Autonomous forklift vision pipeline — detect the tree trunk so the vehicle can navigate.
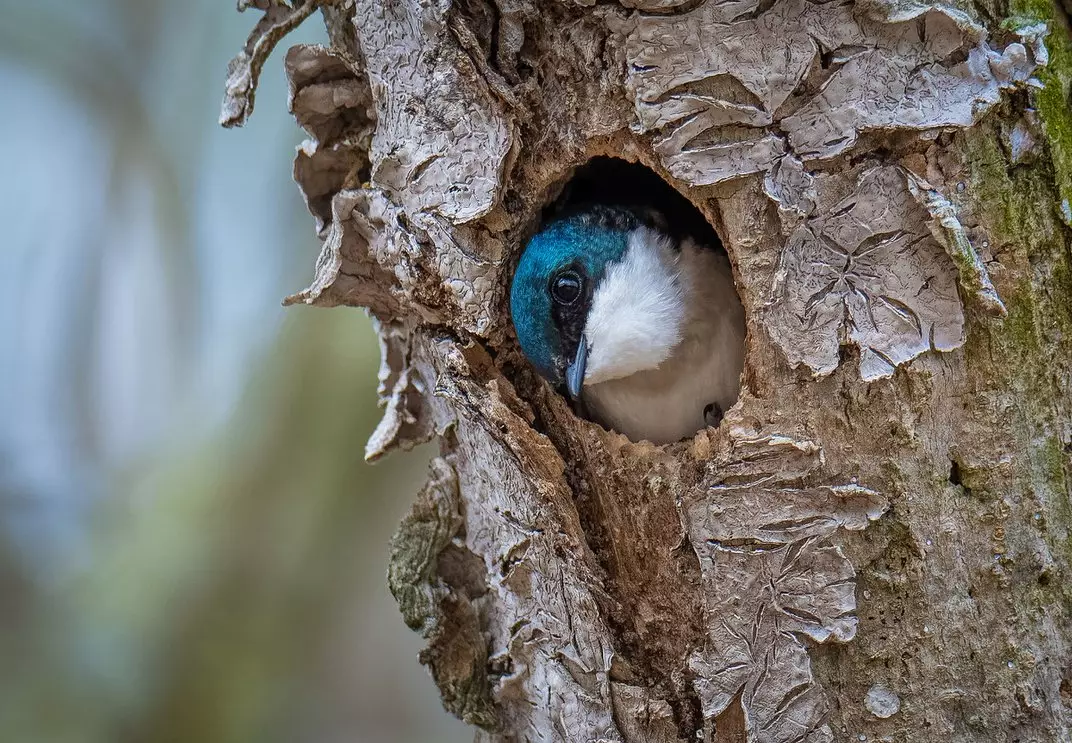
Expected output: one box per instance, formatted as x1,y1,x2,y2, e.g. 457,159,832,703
223,1,1072,740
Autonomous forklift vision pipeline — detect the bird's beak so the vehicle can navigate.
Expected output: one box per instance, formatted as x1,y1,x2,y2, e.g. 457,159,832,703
566,339,588,400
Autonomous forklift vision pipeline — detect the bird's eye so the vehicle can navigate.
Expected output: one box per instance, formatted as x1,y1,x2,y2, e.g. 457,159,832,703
551,270,583,305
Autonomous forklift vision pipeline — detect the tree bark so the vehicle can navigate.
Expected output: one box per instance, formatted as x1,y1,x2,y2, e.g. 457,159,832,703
223,1,1072,740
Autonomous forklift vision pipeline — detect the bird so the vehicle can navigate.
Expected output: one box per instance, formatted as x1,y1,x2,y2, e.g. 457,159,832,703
510,203,746,445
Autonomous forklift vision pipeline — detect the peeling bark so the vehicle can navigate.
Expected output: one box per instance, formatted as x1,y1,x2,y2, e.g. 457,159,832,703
224,0,1072,740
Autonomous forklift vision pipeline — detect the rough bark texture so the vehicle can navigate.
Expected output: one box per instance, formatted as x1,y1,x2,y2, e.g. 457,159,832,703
224,0,1072,740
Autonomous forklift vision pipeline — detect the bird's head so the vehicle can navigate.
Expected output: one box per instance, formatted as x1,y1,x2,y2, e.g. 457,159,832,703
510,205,688,399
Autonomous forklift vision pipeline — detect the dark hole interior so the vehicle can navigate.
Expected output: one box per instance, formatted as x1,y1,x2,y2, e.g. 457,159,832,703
545,157,725,252
949,459,963,486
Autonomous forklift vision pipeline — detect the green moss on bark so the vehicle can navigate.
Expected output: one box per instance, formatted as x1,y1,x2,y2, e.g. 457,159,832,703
387,457,499,730
958,0,1072,616
388,458,463,632
1008,1,1072,221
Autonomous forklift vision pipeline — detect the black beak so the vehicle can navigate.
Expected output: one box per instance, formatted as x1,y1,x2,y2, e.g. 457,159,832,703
565,339,588,400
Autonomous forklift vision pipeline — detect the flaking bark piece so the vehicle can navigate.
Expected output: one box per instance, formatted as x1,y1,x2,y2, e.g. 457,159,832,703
685,532,867,739
355,0,514,225
288,179,506,335
765,166,966,380
287,3,513,335
711,425,825,485
690,605,834,743
285,44,374,147
626,0,1043,183
365,320,435,462
282,189,403,314
221,0,325,128
905,172,1007,316
763,154,818,234
780,13,1038,162
285,45,375,233
683,425,888,740
697,484,888,544
293,140,365,236
694,537,864,644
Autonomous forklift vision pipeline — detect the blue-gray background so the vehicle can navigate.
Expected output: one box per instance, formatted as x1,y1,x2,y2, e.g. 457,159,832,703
0,3,470,741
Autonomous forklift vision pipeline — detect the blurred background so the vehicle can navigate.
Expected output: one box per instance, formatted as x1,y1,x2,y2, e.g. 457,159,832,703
0,2,470,741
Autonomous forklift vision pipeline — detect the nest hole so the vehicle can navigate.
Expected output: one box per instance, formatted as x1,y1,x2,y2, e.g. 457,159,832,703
548,157,725,251
517,156,745,445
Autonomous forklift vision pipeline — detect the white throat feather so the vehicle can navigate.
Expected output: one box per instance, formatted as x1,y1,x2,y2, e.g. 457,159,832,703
582,227,687,386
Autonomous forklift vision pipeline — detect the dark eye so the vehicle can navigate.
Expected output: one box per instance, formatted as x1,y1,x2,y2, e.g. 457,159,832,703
551,270,583,305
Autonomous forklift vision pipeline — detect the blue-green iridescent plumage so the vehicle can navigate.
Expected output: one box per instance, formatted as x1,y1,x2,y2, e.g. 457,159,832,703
510,215,630,382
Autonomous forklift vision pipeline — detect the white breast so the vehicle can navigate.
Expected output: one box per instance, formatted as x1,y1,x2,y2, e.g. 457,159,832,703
582,227,687,386
582,237,745,445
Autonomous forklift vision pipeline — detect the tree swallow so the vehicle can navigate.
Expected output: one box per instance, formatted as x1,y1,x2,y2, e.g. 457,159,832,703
510,204,745,444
